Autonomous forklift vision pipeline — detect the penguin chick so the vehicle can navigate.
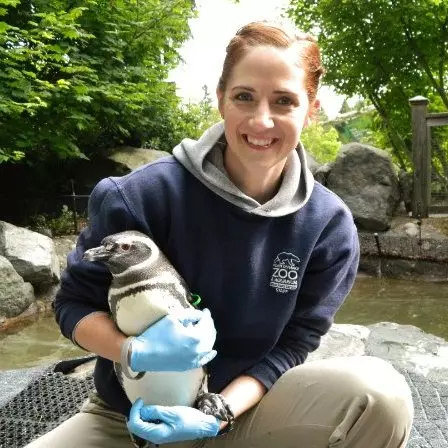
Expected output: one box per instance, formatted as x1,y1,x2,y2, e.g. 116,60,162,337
83,231,234,428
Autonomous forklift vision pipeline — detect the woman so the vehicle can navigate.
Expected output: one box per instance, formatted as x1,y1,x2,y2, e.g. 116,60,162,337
27,21,413,448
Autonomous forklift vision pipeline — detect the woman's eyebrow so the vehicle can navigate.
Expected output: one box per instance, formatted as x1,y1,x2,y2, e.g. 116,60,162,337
230,86,298,97
273,89,296,95
231,85,255,92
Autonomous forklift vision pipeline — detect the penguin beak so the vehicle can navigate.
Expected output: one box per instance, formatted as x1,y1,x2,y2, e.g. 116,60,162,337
83,246,112,262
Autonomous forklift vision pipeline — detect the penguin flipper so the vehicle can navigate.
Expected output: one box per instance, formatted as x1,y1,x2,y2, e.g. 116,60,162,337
194,392,235,428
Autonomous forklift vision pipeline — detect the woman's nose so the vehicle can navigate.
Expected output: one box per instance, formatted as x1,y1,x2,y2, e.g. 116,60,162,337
249,101,274,130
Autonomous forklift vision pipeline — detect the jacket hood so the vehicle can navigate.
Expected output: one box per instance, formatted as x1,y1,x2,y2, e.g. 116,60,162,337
172,121,314,217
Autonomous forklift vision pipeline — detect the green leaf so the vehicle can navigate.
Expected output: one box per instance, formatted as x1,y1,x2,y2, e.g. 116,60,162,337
56,79,71,89
0,0,20,6
287,0,448,174
0,0,198,164
75,95,92,103
0,20,11,33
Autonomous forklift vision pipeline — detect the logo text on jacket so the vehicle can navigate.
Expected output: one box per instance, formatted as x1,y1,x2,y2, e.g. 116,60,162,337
270,252,301,294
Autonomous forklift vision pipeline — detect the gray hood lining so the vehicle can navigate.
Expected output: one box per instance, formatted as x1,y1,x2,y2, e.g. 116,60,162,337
172,121,314,217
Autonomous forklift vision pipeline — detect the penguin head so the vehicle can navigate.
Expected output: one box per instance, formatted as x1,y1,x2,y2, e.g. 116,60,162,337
83,230,159,275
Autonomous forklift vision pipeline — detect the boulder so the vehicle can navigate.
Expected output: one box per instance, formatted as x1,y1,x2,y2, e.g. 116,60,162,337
53,235,77,272
0,256,34,318
108,146,170,172
314,162,333,185
308,324,369,360
310,322,448,384
0,221,60,289
366,322,448,384
326,143,400,231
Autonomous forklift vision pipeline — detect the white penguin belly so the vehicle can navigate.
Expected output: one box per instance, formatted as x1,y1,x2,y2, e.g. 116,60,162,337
112,288,187,336
122,368,205,407
110,286,205,407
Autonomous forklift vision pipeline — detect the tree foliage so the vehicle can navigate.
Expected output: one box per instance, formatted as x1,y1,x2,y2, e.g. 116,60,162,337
301,122,341,164
0,0,196,164
168,85,222,145
287,0,448,179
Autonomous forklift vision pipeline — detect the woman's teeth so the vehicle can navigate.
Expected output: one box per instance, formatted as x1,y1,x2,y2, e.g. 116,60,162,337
246,135,274,147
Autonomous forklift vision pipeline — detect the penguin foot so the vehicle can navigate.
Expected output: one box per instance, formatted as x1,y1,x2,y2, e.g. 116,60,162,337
195,392,235,428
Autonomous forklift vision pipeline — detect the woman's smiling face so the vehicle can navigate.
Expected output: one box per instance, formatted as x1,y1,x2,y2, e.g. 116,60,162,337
217,45,313,178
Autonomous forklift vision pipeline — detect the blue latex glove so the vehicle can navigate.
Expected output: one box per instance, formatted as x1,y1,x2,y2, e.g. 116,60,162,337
130,308,217,372
127,399,220,444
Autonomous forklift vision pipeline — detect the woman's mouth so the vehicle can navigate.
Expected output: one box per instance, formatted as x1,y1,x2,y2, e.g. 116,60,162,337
243,134,278,149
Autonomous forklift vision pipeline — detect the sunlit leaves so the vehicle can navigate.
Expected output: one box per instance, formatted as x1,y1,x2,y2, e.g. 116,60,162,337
0,0,197,163
287,0,448,176
301,123,341,164
167,86,222,148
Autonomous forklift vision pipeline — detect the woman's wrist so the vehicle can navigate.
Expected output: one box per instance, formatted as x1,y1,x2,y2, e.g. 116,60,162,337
120,337,134,378
73,312,127,362
215,374,266,433
120,337,146,379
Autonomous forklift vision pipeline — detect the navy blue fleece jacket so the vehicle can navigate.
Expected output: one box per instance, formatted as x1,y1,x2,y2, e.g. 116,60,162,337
54,122,359,416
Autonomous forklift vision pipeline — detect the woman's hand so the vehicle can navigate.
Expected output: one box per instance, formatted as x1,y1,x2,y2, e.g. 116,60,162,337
127,399,220,444
129,308,217,372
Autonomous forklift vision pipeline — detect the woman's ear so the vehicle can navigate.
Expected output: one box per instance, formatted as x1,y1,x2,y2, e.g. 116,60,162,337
304,98,321,127
216,88,225,119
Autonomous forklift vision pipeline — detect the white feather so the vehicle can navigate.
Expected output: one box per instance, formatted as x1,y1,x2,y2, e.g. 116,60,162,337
110,272,184,297
122,369,204,407
114,288,186,336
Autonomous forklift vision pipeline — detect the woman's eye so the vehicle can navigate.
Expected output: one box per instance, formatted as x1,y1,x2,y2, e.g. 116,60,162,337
277,96,293,106
235,92,253,101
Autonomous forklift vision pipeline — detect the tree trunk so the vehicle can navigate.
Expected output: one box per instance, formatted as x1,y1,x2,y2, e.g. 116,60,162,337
368,93,409,170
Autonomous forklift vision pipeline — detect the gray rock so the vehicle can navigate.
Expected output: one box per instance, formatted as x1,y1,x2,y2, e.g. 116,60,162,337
33,227,53,238
314,162,333,186
358,217,448,281
0,221,60,289
309,324,369,361
367,322,448,384
359,226,448,262
53,235,77,272
403,222,419,237
326,143,400,231
108,146,170,172
359,255,448,282
0,256,34,318
315,322,448,385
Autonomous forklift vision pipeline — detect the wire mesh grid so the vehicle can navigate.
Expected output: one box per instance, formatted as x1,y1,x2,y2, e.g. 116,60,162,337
0,368,94,448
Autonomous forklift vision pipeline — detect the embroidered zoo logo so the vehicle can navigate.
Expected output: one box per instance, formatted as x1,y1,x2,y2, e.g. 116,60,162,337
269,252,301,294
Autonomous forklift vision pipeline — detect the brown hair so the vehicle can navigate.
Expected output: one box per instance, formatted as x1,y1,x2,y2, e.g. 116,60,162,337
217,21,324,102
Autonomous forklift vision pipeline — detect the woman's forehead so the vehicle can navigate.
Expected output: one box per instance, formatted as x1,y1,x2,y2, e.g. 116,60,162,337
227,46,307,92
